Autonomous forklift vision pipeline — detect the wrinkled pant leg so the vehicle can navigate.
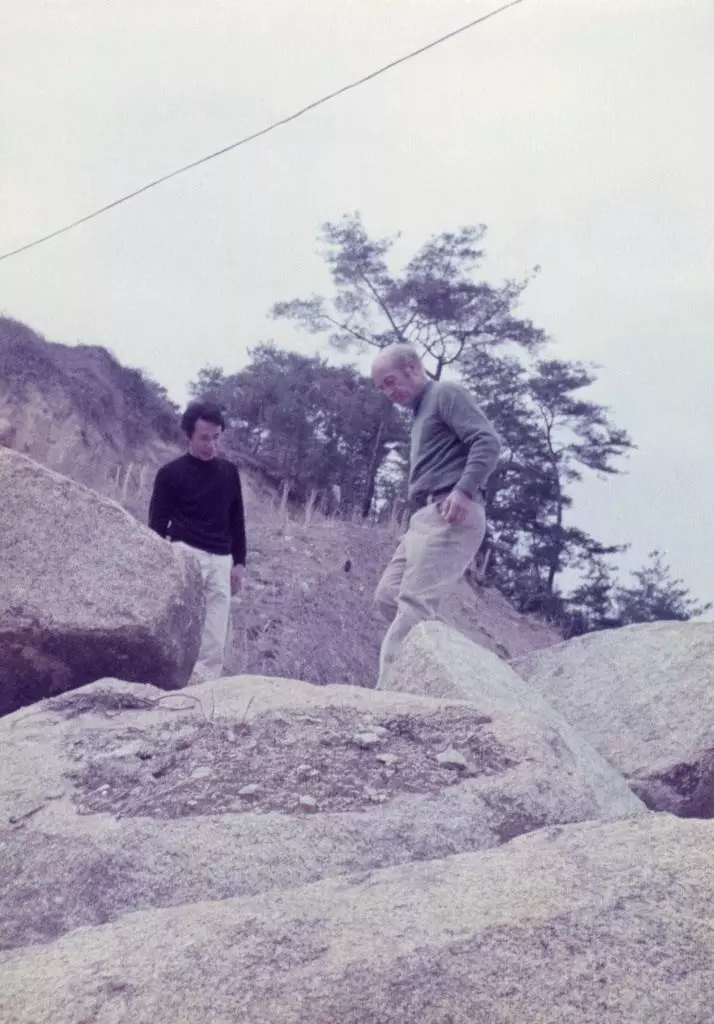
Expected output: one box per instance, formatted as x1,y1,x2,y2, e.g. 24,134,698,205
377,502,486,689
373,535,407,624
194,551,232,681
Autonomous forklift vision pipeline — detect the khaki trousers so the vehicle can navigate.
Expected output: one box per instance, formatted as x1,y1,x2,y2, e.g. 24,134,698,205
175,542,232,681
374,500,486,688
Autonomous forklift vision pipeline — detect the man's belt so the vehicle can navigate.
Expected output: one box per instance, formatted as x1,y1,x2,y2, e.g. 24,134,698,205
410,486,453,511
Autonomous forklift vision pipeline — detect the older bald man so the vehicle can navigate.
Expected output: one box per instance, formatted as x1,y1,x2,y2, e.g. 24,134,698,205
372,343,501,687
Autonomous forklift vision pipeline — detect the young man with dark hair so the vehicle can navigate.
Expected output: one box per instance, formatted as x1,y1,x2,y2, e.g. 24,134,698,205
149,401,246,682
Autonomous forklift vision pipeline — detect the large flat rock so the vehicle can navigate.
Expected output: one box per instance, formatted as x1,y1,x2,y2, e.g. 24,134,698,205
2,815,712,1023
1,667,641,951
381,621,644,819
512,621,714,816
0,448,203,714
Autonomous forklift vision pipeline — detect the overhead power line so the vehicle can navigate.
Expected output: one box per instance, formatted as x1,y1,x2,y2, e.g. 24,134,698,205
0,0,527,264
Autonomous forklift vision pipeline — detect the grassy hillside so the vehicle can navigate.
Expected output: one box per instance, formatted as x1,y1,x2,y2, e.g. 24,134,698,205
0,317,181,448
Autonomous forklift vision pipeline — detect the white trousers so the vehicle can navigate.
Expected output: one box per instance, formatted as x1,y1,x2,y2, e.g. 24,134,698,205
176,543,232,681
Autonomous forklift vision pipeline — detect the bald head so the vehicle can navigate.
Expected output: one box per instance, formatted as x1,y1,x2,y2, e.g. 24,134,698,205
372,343,428,407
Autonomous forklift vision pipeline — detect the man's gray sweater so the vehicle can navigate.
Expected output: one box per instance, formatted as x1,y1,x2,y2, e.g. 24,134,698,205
409,381,501,504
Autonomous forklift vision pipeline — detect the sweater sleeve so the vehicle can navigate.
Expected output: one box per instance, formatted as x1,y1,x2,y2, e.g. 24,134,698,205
438,384,501,498
230,468,247,566
148,465,172,537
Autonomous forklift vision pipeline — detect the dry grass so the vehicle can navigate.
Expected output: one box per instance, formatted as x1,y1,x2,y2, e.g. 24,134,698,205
227,484,400,687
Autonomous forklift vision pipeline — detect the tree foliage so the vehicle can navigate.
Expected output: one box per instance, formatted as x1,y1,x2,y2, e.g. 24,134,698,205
615,550,711,624
272,213,545,379
566,550,711,633
460,350,634,609
190,344,407,514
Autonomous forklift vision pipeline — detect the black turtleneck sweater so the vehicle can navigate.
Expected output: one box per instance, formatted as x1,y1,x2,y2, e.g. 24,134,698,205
148,454,246,565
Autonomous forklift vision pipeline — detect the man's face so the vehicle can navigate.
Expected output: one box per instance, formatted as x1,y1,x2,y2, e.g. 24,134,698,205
188,418,222,460
372,360,421,406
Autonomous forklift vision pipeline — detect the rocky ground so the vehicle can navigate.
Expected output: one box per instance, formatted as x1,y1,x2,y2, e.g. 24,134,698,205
1,620,712,1022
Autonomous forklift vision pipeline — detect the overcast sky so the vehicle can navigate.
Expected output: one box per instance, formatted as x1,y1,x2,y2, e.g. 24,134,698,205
3,0,713,613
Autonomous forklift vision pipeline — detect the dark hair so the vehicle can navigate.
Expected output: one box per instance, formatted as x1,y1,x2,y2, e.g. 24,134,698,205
180,401,226,437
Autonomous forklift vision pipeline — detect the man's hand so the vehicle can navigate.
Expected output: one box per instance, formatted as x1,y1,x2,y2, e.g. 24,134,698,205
440,488,472,526
230,564,244,596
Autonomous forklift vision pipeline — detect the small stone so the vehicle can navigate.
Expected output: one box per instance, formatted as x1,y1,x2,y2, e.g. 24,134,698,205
372,726,390,738
353,732,381,749
376,753,398,766
190,766,213,780
436,747,468,769
298,794,318,812
364,786,388,804
152,757,175,779
238,784,261,798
